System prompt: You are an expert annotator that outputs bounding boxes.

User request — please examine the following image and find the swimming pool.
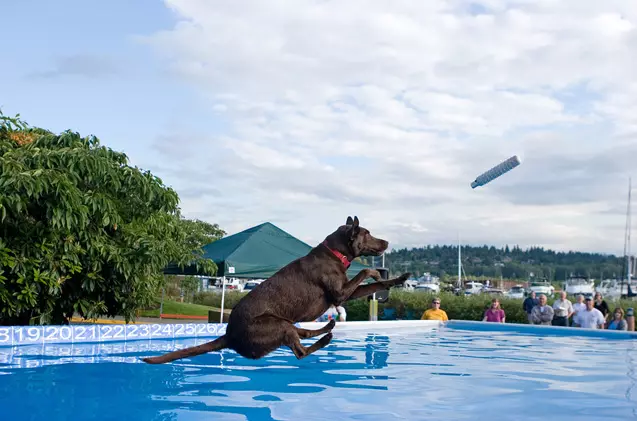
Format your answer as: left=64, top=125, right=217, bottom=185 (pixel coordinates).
left=1, top=320, right=636, bottom=420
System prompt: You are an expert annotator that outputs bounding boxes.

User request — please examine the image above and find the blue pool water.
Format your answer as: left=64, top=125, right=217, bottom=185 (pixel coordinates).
left=1, top=321, right=637, bottom=420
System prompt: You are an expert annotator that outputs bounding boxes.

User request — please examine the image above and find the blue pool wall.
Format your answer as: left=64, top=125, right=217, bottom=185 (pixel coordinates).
left=1, top=319, right=637, bottom=349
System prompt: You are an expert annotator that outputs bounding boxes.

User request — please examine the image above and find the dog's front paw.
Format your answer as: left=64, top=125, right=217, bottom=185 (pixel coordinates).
left=396, top=272, right=411, bottom=282
left=388, top=272, right=411, bottom=286
left=366, top=269, right=382, bottom=282
left=325, top=319, right=336, bottom=330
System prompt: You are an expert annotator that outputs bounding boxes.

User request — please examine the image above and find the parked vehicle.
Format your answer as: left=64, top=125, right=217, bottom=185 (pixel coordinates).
left=213, top=277, right=244, bottom=291
left=464, top=281, right=484, bottom=296
left=528, top=279, right=554, bottom=296
left=506, top=285, right=526, bottom=299
left=481, top=288, right=504, bottom=296
left=243, top=280, right=265, bottom=291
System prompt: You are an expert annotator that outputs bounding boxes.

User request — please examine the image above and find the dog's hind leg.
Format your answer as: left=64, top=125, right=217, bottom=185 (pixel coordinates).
left=295, top=319, right=335, bottom=339
left=285, top=328, right=333, bottom=359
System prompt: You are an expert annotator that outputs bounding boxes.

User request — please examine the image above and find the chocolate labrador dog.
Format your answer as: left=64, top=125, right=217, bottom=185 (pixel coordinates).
left=142, top=216, right=410, bottom=364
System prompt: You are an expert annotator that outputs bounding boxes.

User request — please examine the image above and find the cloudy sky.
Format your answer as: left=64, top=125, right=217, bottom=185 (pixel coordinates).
left=2, top=0, right=636, bottom=255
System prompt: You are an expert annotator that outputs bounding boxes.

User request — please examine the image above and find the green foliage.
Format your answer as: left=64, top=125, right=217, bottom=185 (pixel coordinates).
left=139, top=299, right=214, bottom=318
left=344, top=290, right=637, bottom=323
left=180, top=275, right=200, bottom=298
left=162, top=276, right=183, bottom=299
left=342, top=298, right=369, bottom=321
left=0, top=112, right=217, bottom=325
left=193, top=291, right=247, bottom=309
left=177, top=218, right=225, bottom=253
left=386, top=244, right=625, bottom=281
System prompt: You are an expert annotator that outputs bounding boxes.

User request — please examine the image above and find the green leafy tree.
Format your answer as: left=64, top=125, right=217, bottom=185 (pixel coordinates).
left=178, top=217, right=225, bottom=251
left=0, top=112, right=217, bottom=325
left=180, top=275, right=200, bottom=302
left=386, top=244, right=624, bottom=282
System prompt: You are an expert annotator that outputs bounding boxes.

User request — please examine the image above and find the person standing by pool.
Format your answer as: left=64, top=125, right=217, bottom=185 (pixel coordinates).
left=421, top=297, right=448, bottom=321
left=571, top=294, right=586, bottom=327
left=573, top=297, right=605, bottom=329
left=523, top=291, right=539, bottom=324
left=316, top=305, right=347, bottom=322
left=483, top=298, right=505, bottom=323
left=551, top=291, right=573, bottom=327
left=594, top=292, right=610, bottom=326
left=607, top=307, right=628, bottom=331
left=530, top=294, right=554, bottom=325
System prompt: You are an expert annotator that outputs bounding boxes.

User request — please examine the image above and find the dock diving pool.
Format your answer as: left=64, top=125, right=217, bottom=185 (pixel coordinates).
left=0, top=320, right=635, bottom=420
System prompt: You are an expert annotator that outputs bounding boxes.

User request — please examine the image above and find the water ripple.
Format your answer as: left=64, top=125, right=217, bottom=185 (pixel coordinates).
left=0, top=327, right=636, bottom=420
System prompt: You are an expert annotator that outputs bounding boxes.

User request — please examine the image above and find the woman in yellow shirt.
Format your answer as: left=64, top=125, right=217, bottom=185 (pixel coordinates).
left=421, top=298, right=449, bottom=321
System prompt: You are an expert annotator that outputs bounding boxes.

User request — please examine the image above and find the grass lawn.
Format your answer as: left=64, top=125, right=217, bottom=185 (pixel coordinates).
left=139, top=300, right=216, bottom=318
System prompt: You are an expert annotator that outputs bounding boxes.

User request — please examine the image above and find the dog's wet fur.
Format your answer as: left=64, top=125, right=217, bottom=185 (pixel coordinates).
left=142, top=216, right=411, bottom=364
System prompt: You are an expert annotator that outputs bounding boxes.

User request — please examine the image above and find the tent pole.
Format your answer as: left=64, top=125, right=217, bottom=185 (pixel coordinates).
left=159, top=287, right=165, bottom=319
left=220, top=276, right=226, bottom=324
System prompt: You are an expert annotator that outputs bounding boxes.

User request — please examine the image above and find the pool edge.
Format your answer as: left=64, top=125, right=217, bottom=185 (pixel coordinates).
left=2, top=319, right=637, bottom=348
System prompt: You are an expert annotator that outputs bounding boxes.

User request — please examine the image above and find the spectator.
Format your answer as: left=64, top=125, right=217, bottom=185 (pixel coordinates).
left=316, top=305, right=346, bottom=322
left=572, top=294, right=586, bottom=327
left=594, top=292, right=610, bottom=325
left=523, top=291, right=539, bottom=323
left=483, top=298, right=506, bottom=323
left=530, top=294, right=554, bottom=325
left=574, top=297, right=605, bottom=329
left=552, top=291, right=574, bottom=327
left=607, top=307, right=628, bottom=331
left=335, top=305, right=346, bottom=322
left=421, top=297, right=448, bottom=321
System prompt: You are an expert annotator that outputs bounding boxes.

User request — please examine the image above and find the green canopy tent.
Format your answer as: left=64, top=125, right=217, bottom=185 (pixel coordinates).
left=164, top=221, right=372, bottom=278
left=200, top=221, right=371, bottom=279
left=164, top=222, right=377, bottom=321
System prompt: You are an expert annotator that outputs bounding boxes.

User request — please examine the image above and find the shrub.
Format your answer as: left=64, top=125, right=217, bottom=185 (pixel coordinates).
left=195, top=288, right=637, bottom=324
left=343, top=298, right=369, bottom=321
left=344, top=291, right=637, bottom=323
left=193, top=291, right=247, bottom=309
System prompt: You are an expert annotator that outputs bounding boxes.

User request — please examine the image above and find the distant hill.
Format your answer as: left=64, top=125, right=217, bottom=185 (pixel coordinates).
left=375, top=245, right=629, bottom=282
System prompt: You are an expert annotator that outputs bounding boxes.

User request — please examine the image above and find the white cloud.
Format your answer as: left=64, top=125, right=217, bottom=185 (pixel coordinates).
left=141, top=0, right=637, bottom=254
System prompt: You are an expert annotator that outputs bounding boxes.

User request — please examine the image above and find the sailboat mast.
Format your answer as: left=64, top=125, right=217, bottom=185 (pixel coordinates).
left=457, top=233, right=462, bottom=288
left=627, top=177, right=632, bottom=284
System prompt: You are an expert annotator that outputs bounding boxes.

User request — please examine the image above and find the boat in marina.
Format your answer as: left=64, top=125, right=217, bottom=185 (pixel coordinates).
left=416, top=273, right=441, bottom=293
left=596, top=278, right=637, bottom=299
left=563, top=275, right=595, bottom=298
left=605, top=177, right=637, bottom=298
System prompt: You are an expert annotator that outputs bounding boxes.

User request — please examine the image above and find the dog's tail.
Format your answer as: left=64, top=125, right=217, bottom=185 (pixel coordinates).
left=141, top=335, right=229, bottom=364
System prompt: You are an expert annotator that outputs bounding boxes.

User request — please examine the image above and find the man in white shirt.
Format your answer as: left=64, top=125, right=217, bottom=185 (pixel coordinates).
left=316, top=305, right=347, bottom=322
left=571, top=294, right=586, bottom=327
left=335, top=305, right=347, bottom=321
left=552, top=291, right=574, bottom=327
left=574, top=297, right=605, bottom=329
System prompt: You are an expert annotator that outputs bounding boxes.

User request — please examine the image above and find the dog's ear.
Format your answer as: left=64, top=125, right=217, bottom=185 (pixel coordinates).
left=346, top=216, right=354, bottom=226
left=347, top=216, right=360, bottom=239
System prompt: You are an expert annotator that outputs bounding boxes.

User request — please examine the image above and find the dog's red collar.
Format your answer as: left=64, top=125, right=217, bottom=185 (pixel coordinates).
left=322, top=241, right=351, bottom=269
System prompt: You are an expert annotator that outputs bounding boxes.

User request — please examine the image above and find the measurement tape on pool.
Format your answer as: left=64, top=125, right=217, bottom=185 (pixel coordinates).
left=0, top=323, right=230, bottom=347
